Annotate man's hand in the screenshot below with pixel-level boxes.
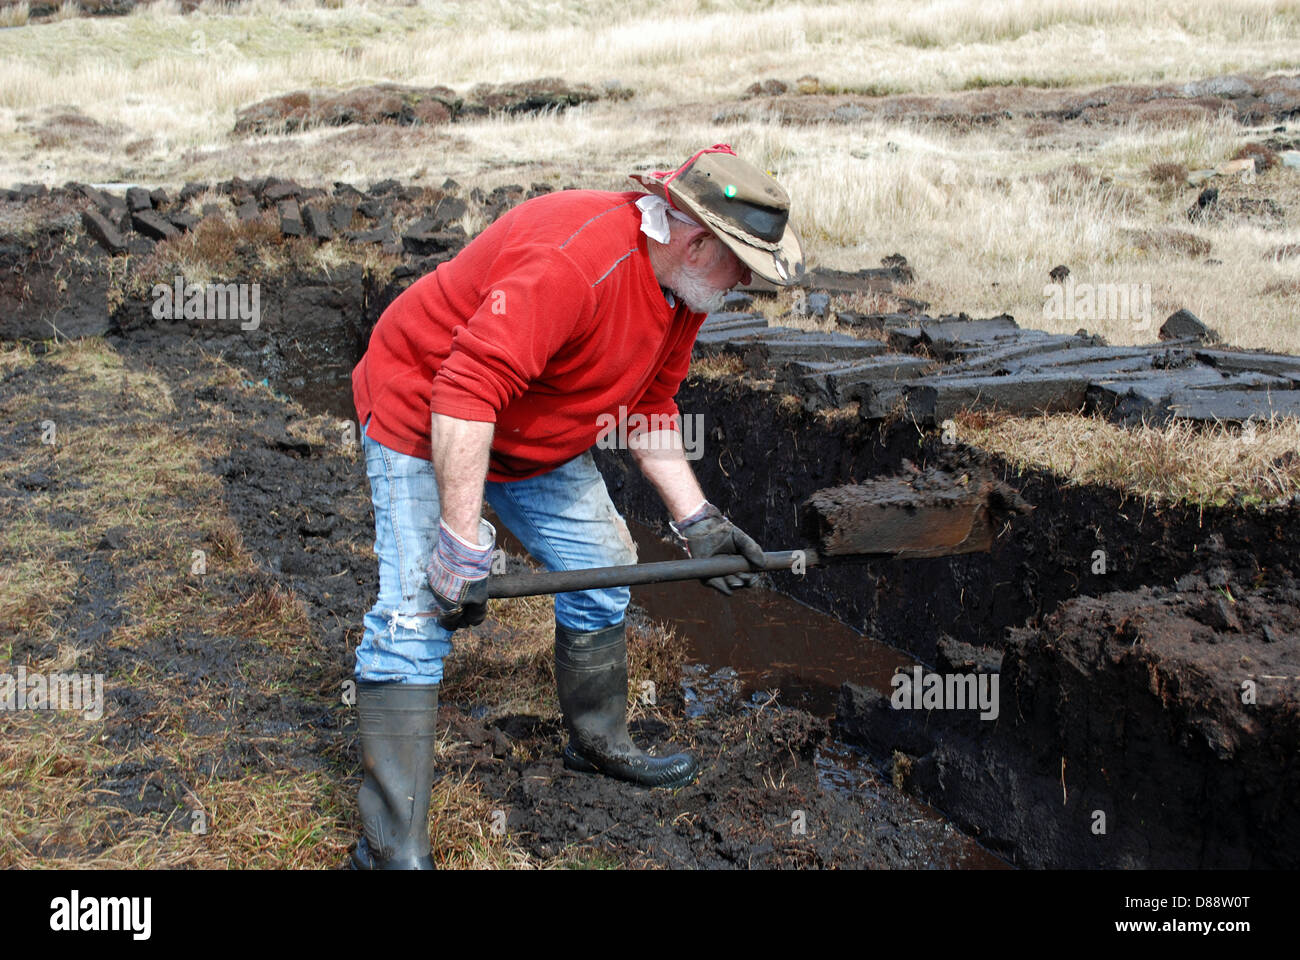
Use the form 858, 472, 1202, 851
427, 518, 496, 630
627, 427, 764, 593
671, 503, 765, 595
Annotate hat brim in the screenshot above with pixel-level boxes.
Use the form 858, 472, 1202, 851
629, 174, 805, 286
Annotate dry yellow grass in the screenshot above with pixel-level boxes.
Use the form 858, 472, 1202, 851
688, 353, 746, 381
3, 0, 1297, 116
955, 408, 1300, 507
2, 1, 1295, 350
0, 1, 1296, 349
0, 339, 548, 868
0, 2, 28, 28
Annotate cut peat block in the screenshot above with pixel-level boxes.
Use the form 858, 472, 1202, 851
803, 265, 904, 296
81, 208, 127, 254
1169, 388, 1300, 422
947, 332, 1099, 370
787, 355, 934, 405
698, 311, 770, 338
836, 311, 916, 333
857, 382, 911, 419
702, 318, 770, 336
721, 328, 891, 365
918, 314, 1020, 359
902, 371, 1092, 424
1087, 369, 1292, 424
1194, 350, 1300, 386
1016, 344, 1175, 370
131, 209, 180, 241
737, 263, 917, 300
800, 469, 1032, 560
691, 315, 770, 355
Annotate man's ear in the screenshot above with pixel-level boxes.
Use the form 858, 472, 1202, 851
684, 228, 720, 266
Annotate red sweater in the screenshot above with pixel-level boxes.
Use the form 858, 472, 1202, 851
352, 190, 706, 482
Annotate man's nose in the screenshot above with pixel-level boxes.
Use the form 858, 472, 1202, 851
738, 266, 752, 286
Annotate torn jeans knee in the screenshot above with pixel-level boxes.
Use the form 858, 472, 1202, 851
356, 600, 452, 685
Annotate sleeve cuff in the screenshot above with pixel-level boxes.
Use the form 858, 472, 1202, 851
440, 517, 496, 551
670, 501, 720, 537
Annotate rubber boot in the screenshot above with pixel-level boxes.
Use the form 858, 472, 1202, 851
555, 620, 699, 789
350, 681, 440, 870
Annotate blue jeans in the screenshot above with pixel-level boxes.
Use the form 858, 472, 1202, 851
356, 419, 639, 685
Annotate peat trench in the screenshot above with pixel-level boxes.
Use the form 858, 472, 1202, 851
5, 178, 1299, 867
122, 302, 1300, 869
594, 374, 1300, 869
327, 349, 1300, 868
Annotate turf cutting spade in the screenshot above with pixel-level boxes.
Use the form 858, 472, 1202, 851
486, 468, 1032, 598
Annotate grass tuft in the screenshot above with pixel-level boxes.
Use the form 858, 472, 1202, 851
955, 409, 1300, 507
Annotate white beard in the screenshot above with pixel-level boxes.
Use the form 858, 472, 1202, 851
668, 259, 731, 314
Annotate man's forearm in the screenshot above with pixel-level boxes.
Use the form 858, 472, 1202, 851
628, 429, 707, 523
430, 412, 495, 542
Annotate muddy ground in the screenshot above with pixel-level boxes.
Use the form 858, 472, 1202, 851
1, 335, 992, 868
15, 318, 1288, 869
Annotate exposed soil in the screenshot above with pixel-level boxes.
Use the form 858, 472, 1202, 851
601, 370, 1300, 866
185, 335, 993, 868
1, 333, 996, 868
712, 72, 1300, 129
1000, 569, 1300, 866
837, 566, 1300, 868
610, 372, 1300, 667
232, 79, 628, 136
438, 675, 978, 869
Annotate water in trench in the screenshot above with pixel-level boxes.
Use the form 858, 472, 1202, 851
622, 520, 1008, 869
626, 519, 899, 716
497, 515, 1007, 869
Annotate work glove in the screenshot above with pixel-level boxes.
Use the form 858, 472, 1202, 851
426, 517, 496, 630
671, 502, 766, 596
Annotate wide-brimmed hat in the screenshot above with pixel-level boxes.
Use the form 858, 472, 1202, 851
629, 144, 805, 286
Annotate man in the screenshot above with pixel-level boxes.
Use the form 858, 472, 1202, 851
348, 144, 805, 869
